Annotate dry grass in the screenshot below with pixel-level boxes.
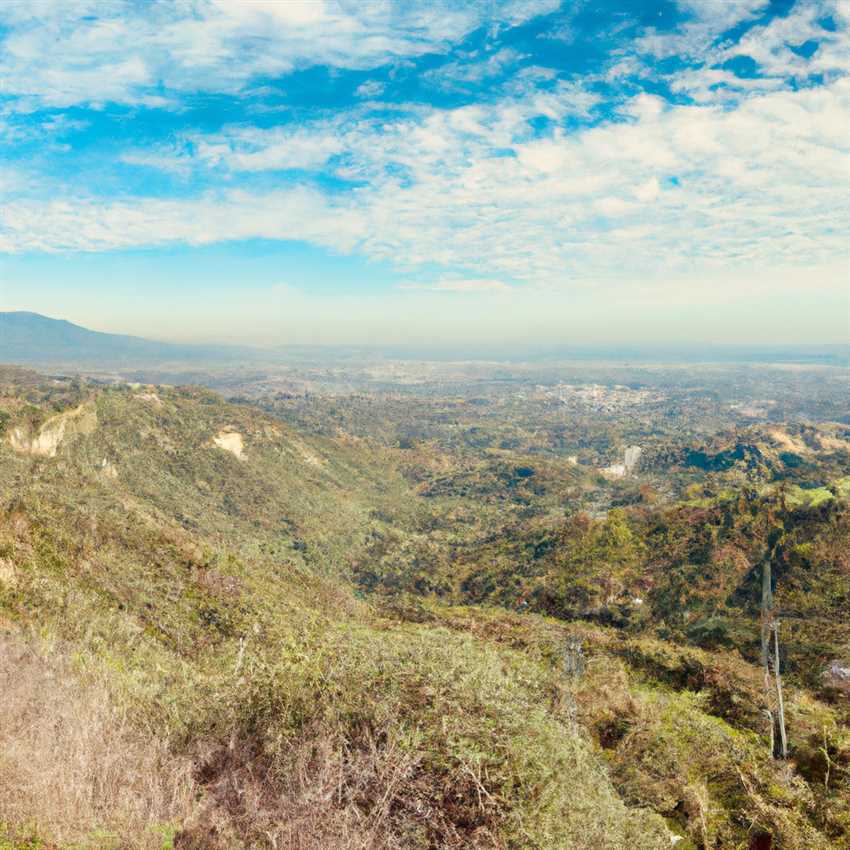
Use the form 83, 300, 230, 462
177, 732, 455, 850
174, 734, 505, 850
0, 632, 198, 849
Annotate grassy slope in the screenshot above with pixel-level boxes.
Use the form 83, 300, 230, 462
0, 381, 670, 850
0, 377, 847, 849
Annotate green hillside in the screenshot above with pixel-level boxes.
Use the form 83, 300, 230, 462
0, 369, 847, 850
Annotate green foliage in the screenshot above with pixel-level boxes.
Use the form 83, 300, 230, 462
0, 825, 45, 850
0, 377, 847, 849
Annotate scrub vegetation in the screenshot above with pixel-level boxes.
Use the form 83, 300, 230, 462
0, 365, 847, 849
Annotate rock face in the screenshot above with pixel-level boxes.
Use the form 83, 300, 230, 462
823, 660, 850, 694
9, 404, 97, 458
212, 430, 245, 459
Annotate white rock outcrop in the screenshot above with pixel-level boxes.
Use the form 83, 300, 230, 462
212, 430, 245, 459
9, 405, 97, 458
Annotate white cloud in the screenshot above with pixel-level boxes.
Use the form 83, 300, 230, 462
719, 0, 846, 78
0, 0, 560, 109
516, 136, 572, 172
637, 0, 769, 60
594, 197, 637, 217
669, 68, 787, 103
0, 0, 847, 306
646, 0, 850, 105
2, 74, 847, 292
199, 128, 345, 172
215, 0, 330, 27
632, 177, 661, 203
422, 48, 525, 92
120, 150, 193, 175
355, 79, 386, 98
0, 187, 364, 254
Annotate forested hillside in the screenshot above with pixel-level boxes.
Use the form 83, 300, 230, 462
0, 367, 847, 850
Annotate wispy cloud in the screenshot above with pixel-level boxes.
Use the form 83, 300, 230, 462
636, 0, 770, 60
0, 0, 848, 315
0, 0, 559, 109
422, 48, 526, 93
3, 70, 848, 288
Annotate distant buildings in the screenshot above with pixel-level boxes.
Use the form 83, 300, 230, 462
624, 445, 642, 472
546, 383, 665, 413
603, 445, 642, 478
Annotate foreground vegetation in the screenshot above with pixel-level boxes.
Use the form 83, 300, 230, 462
0, 367, 847, 848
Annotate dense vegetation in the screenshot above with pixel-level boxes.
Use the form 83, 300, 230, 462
0, 365, 847, 849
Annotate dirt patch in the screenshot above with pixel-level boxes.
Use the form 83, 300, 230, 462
212, 431, 244, 460
767, 429, 809, 455
0, 558, 17, 588
134, 392, 163, 408
9, 404, 97, 458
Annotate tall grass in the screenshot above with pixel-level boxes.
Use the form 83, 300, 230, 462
0, 634, 197, 849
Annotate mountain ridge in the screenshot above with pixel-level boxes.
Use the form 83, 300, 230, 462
3, 312, 849, 370
0, 311, 259, 367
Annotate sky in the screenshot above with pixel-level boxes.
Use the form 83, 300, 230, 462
0, 0, 848, 346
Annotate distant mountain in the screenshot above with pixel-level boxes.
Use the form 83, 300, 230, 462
0, 312, 257, 368
4, 312, 848, 371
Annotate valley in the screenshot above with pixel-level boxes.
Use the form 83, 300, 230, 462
0, 355, 848, 849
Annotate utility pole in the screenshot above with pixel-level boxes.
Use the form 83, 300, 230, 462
760, 549, 788, 760
772, 621, 788, 760
761, 554, 775, 758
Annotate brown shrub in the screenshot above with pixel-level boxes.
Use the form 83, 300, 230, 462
177, 726, 500, 850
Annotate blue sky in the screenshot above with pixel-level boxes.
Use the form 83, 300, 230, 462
0, 0, 848, 345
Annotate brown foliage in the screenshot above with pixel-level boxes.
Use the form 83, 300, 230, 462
177, 725, 502, 850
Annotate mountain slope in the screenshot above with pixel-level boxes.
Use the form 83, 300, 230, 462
0, 372, 847, 849
0, 373, 675, 850
0, 311, 257, 367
